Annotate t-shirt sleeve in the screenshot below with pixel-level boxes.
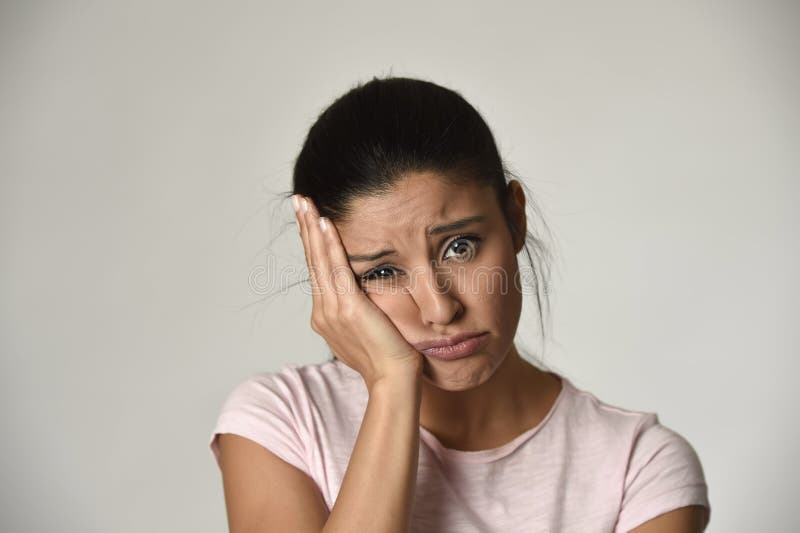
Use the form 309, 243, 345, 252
208, 367, 312, 478
614, 414, 711, 533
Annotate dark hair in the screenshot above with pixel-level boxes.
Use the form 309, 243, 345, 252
285, 76, 556, 364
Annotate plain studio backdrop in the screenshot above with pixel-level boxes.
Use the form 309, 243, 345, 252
1, 1, 797, 531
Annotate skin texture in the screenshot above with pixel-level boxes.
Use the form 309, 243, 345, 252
335, 171, 562, 450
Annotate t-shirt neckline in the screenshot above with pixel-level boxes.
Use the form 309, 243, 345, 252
417, 372, 569, 464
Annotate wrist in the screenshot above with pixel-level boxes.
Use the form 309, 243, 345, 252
366, 361, 423, 397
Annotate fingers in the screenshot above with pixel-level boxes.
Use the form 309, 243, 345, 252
293, 195, 335, 315
293, 194, 360, 307
303, 197, 333, 299
293, 195, 313, 274
322, 215, 359, 298
293, 195, 322, 300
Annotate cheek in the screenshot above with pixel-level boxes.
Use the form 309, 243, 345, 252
461, 240, 520, 300
464, 250, 522, 328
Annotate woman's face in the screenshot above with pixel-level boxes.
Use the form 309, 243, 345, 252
335, 171, 527, 391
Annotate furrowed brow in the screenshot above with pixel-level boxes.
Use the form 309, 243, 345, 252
346, 215, 486, 263
347, 250, 396, 263
427, 215, 486, 236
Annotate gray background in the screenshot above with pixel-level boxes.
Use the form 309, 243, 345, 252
1, 1, 798, 531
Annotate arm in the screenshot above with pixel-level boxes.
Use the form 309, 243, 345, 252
218, 368, 422, 533
218, 433, 329, 532
323, 371, 422, 533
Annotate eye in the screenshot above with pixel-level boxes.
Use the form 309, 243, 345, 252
443, 234, 481, 262
359, 234, 482, 285
360, 265, 401, 283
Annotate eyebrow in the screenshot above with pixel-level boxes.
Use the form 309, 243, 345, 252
347, 215, 487, 263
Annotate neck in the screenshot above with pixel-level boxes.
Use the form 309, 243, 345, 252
418, 344, 559, 450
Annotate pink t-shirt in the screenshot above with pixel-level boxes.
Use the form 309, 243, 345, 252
209, 359, 710, 532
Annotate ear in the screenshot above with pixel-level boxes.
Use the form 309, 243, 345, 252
506, 180, 527, 254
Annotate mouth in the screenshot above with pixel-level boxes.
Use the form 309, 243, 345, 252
412, 332, 490, 361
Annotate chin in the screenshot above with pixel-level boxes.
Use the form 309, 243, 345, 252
421, 353, 505, 391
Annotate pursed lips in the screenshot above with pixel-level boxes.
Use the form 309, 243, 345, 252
412, 331, 486, 352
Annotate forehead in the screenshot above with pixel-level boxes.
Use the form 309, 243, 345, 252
336, 171, 495, 246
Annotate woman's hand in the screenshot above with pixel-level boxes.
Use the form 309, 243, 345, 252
293, 194, 423, 390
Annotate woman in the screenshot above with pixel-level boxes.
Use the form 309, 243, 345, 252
209, 77, 711, 532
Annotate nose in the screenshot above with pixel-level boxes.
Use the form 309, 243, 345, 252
407, 263, 464, 326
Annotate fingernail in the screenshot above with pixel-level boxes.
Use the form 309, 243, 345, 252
319, 217, 328, 233
302, 198, 308, 213
291, 194, 300, 212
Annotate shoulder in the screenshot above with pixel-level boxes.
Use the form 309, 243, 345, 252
561, 376, 708, 481
558, 375, 664, 445
557, 377, 710, 532
221, 358, 362, 409
617, 415, 710, 532
209, 359, 364, 475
